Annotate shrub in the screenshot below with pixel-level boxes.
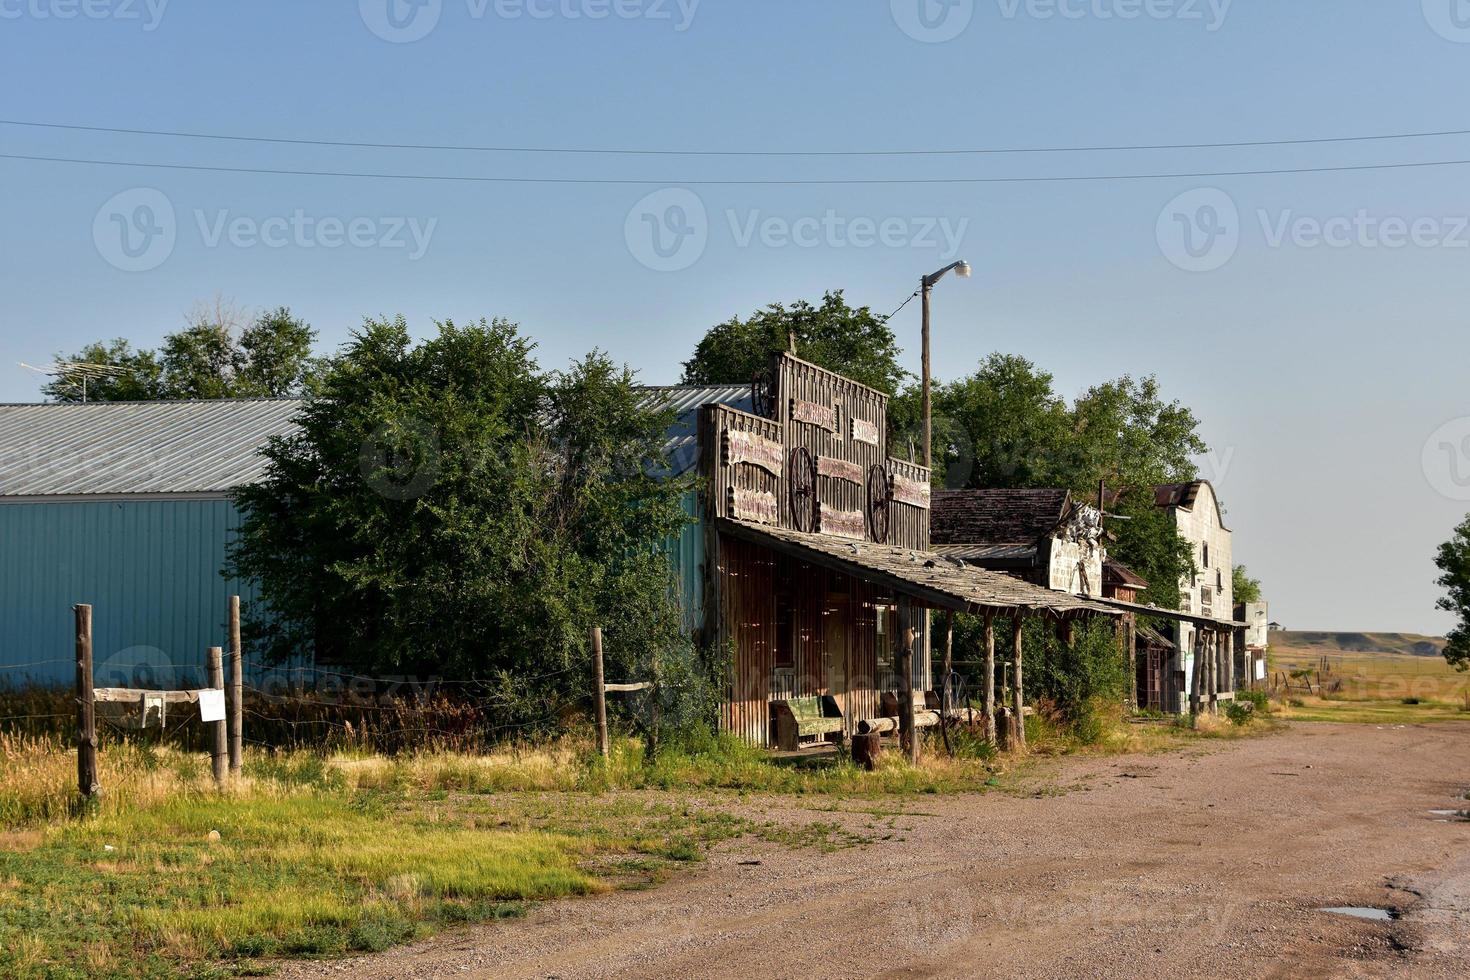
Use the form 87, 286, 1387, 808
1224, 701, 1254, 727
1237, 690, 1270, 714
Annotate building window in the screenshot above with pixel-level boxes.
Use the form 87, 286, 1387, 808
1217, 569, 1224, 590
1202, 542, 1210, 569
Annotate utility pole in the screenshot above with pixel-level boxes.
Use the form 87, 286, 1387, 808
919, 261, 971, 470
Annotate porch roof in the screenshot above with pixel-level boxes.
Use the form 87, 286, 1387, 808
1088, 596, 1247, 630
718, 518, 1122, 619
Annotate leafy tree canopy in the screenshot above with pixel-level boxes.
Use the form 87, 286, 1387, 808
1434, 515, 1470, 671
1233, 565, 1264, 606
894, 352, 1207, 609
44, 299, 320, 401
680, 290, 907, 395
227, 316, 699, 726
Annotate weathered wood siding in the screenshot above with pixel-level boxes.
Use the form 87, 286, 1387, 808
714, 537, 885, 746
887, 456, 931, 550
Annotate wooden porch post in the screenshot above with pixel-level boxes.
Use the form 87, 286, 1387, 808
1012, 616, 1027, 751
941, 610, 955, 755
1209, 631, 1220, 713
1126, 615, 1138, 710
897, 599, 918, 765
983, 610, 997, 744
942, 610, 954, 708
1189, 629, 1203, 717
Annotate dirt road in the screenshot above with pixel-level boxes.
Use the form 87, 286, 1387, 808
283, 723, 1470, 979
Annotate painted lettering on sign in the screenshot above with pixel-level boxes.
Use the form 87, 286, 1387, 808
816, 455, 864, 485
729, 487, 780, 525
818, 504, 867, 540
722, 428, 784, 476
850, 416, 880, 446
789, 398, 836, 431
890, 475, 930, 509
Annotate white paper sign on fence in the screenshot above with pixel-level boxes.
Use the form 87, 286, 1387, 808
1254, 659, 1267, 681
198, 688, 226, 723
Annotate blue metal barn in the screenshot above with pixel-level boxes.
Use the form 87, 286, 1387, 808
0, 400, 298, 690
0, 388, 750, 691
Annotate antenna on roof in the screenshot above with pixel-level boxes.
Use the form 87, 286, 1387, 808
19, 361, 133, 403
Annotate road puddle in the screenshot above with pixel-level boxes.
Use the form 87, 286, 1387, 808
1321, 907, 1397, 922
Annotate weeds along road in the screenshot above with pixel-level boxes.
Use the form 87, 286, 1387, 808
282, 722, 1470, 980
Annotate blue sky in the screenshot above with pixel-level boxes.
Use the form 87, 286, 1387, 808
3, 1, 1469, 632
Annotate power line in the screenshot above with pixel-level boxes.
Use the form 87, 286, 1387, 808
7, 118, 1470, 157
6, 151, 1470, 185
883, 288, 922, 324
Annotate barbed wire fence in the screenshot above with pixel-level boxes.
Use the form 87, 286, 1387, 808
0, 602, 667, 803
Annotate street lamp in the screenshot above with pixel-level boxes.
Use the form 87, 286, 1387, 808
920, 260, 971, 470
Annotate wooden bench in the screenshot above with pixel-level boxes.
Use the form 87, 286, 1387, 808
771, 696, 844, 751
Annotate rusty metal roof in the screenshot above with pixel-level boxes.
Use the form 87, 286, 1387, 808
720, 518, 1121, 618
0, 399, 301, 498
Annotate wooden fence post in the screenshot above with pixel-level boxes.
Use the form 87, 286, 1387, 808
591, 627, 609, 758
74, 604, 99, 801
228, 595, 243, 777
207, 647, 228, 786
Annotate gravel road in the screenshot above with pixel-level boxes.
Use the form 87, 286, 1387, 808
280, 722, 1470, 979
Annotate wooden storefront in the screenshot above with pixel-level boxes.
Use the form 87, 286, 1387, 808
694, 352, 1119, 747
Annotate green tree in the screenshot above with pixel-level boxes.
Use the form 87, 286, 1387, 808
40, 339, 164, 402
1434, 516, 1470, 671
900, 354, 1073, 488
160, 320, 241, 399
44, 302, 319, 402
238, 307, 322, 396
1069, 375, 1207, 493
1109, 490, 1197, 611
1233, 565, 1263, 605
681, 291, 908, 395
228, 317, 701, 729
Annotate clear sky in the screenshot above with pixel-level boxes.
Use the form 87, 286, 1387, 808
2, 1, 1468, 633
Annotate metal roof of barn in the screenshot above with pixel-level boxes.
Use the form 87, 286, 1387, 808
637, 384, 752, 477
0, 399, 302, 499
0, 383, 749, 498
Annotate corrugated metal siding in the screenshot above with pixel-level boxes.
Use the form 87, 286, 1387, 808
0, 498, 283, 689
669, 490, 705, 636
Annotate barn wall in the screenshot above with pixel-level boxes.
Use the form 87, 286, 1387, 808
0, 497, 278, 690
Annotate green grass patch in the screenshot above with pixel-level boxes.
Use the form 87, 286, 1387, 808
0, 793, 602, 978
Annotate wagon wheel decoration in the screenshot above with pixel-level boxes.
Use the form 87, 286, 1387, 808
789, 446, 818, 533
866, 465, 892, 544
751, 369, 776, 419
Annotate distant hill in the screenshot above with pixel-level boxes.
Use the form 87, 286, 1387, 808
1273, 631, 1448, 658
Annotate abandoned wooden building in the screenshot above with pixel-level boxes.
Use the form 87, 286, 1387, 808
1100, 560, 1176, 713
669, 353, 1121, 748
1093, 481, 1247, 715
930, 488, 1106, 597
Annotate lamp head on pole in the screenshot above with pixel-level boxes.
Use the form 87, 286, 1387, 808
923, 259, 973, 289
